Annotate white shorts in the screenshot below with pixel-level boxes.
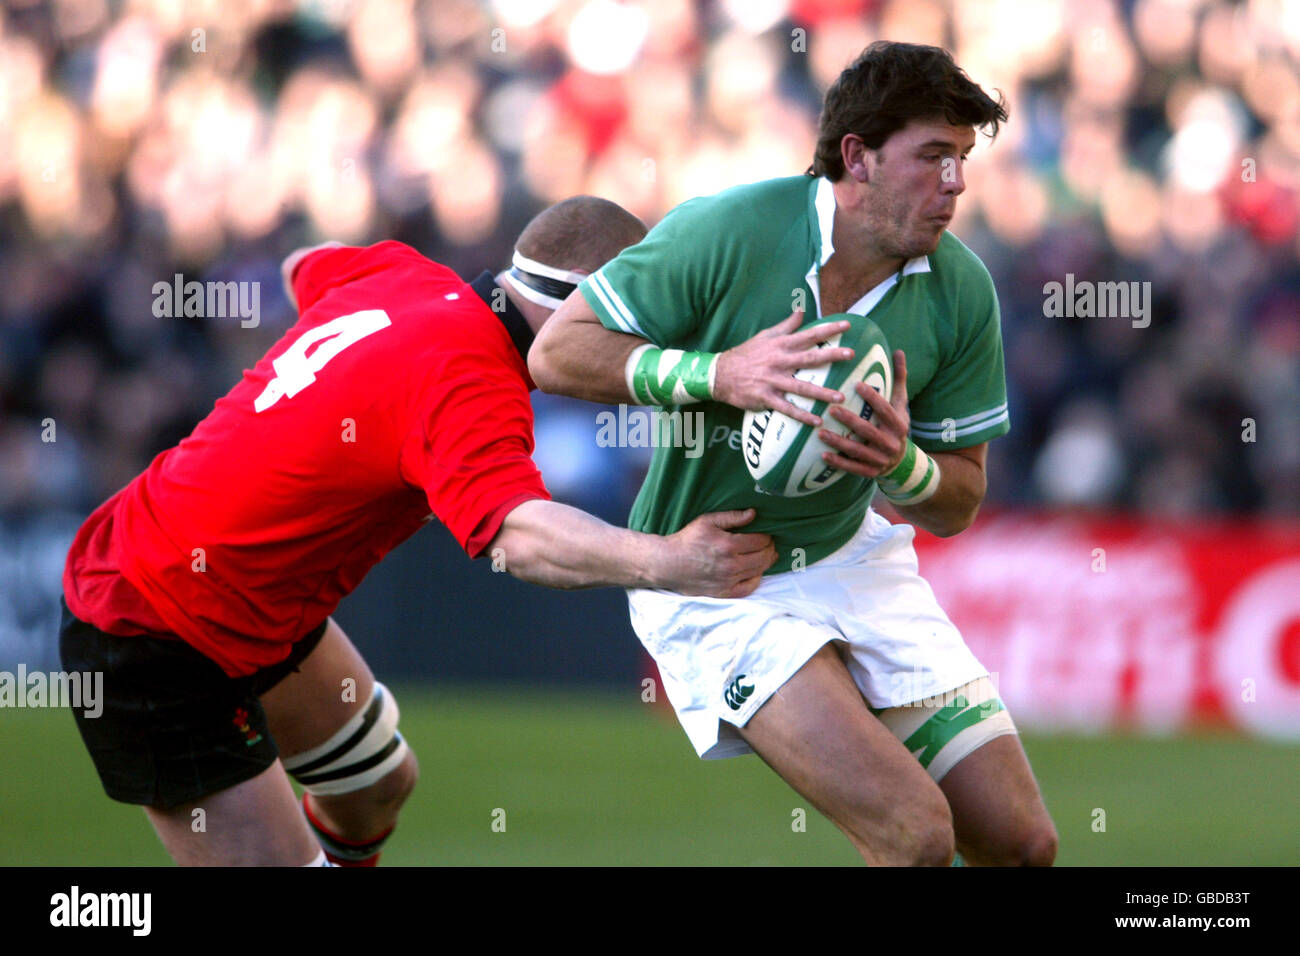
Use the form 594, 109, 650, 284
628, 508, 994, 760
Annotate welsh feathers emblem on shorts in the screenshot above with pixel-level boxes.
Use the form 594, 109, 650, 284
723, 675, 755, 711
232, 707, 263, 747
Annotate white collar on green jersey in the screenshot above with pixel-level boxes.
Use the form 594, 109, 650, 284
807, 176, 931, 317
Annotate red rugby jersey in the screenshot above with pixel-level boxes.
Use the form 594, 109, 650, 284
63, 241, 550, 676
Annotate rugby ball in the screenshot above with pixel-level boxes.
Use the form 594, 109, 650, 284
741, 314, 893, 497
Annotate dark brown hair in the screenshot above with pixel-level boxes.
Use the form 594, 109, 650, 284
809, 42, 1008, 180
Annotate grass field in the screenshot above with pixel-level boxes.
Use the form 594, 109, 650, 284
3, 685, 1297, 866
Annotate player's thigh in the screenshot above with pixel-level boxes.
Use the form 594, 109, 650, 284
939, 732, 1057, 865
144, 761, 320, 866
261, 618, 413, 809
260, 617, 375, 755
737, 642, 952, 856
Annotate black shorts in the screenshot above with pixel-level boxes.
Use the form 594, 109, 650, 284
58, 600, 328, 810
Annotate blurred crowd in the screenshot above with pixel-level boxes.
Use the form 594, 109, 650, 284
1, 0, 1298, 523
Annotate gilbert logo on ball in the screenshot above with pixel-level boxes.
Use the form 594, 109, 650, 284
742, 313, 893, 497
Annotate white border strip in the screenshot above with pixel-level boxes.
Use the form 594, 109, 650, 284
590, 271, 648, 338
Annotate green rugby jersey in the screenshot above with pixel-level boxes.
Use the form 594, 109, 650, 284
579, 174, 1009, 573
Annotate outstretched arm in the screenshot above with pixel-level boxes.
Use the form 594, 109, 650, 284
487, 499, 777, 597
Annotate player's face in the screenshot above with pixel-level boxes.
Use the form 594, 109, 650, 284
862, 118, 976, 259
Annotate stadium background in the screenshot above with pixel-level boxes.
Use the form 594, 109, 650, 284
1, 0, 1298, 865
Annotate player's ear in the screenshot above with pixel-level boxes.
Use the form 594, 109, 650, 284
840, 134, 871, 184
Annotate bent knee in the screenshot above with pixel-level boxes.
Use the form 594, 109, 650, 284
1019, 820, 1058, 867
369, 748, 418, 808
973, 819, 1058, 867
284, 681, 412, 800
906, 806, 956, 866
848, 796, 955, 866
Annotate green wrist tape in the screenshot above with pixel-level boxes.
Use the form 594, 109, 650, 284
878, 438, 941, 504
881, 439, 918, 486
626, 345, 717, 405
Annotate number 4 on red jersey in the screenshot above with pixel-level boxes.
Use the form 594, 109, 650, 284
254, 310, 392, 413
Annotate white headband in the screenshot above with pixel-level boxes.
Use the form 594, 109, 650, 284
512, 250, 588, 286
501, 271, 567, 311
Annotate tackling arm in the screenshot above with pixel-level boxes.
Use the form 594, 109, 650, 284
487, 499, 776, 597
